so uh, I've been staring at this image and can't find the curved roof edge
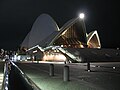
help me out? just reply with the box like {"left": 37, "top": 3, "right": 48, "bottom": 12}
{"left": 87, "top": 30, "right": 101, "bottom": 48}
{"left": 21, "top": 31, "right": 30, "bottom": 48}
{"left": 48, "top": 17, "right": 87, "bottom": 46}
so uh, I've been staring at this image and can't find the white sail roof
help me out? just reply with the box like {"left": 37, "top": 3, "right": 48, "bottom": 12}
{"left": 21, "top": 32, "right": 30, "bottom": 48}
{"left": 21, "top": 14, "right": 59, "bottom": 48}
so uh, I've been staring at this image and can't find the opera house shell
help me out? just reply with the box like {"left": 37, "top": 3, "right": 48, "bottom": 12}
{"left": 20, "top": 14, "right": 101, "bottom": 62}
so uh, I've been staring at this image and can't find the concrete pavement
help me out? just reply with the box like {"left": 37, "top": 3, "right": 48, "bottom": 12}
{"left": 16, "top": 61, "right": 120, "bottom": 90}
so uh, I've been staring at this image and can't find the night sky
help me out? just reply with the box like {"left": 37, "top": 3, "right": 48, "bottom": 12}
{"left": 0, "top": 0, "right": 119, "bottom": 50}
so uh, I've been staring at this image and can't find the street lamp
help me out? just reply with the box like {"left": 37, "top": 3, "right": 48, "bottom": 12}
{"left": 78, "top": 13, "right": 87, "bottom": 44}
{"left": 79, "top": 13, "right": 85, "bottom": 19}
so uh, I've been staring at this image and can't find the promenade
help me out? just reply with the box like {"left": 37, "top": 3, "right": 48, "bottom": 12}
{"left": 16, "top": 61, "right": 120, "bottom": 90}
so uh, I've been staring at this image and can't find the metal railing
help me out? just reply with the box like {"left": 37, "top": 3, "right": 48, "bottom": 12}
{"left": 1, "top": 60, "right": 10, "bottom": 90}
{"left": 2, "top": 60, "right": 41, "bottom": 90}
{"left": 10, "top": 61, "right": 41, "bottom": 90}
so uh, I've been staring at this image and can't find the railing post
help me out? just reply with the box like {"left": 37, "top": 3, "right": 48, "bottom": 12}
{"left": 87, "top": 62, "right": 90, "bottom": 72}
{"left": 63, "top": 65, "right": 69, "bottom": 81}
{"left": 49, "top": 64, "right": 54, "bottom": 76}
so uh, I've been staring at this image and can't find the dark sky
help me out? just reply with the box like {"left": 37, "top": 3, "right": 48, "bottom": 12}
{"left": 0, "top": 0, "right": 120, "bottom": 50}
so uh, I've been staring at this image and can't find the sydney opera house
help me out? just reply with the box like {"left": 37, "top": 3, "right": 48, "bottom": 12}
{"left": 20, "top": 13, "right": 101, "bottom": 62}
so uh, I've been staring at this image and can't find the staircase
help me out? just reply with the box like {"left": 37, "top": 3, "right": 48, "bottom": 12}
{"left": 57, "top": 47, "right": 82, "bottom": 62}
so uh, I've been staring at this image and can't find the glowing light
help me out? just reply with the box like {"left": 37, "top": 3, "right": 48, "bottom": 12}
{"left": 33, "top": 50, "right": 37, "bottom": 53}
{"left": 87, "top": 70, "right": 91, "bottom": 72}
{"left": 43, "top": 53, "right": 66, "bottom": 61}
{"left": 113, "top": 67, "right": 116, "bottom": 69}
{"left": 17, "top": 56, "right": 21, "bottom": 60}
{"left": 5, "top": 86, "right": 8, "bottom": 90}
{"left": 80, "top": 44, "right": 84, "bottom": 48}
{"left": 61, "top": 45, "right": 63, "bottom": 47}
{"left": 79, "top": 13, "right": 85, "bottom": 19}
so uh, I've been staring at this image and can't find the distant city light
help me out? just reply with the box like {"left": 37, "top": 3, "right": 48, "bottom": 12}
{"left": 61, "top": 45, "right": 64, "bottom": 47}
{"left": 113, "top": 67, "right": 116, "bottom": 69}
{"left": 79, "top": 13, "right": 85, "bottom": 19}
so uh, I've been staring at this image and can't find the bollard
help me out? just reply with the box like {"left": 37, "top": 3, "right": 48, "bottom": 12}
{"left": 87, "top": 62, "right": 90, "bottom": 72}
{"left": 63, "top": 65, "right": 69, "bottom": 81}
{"left": 37, "top": 60, "right": 39, "bottom": 63}
{"left": 49, "top": 64, "right": 54, "bottom": 76}
{"left": 32, "top": 56, "right": 34, "bottom": 63}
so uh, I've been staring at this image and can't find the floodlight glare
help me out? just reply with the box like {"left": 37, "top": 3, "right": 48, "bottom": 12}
{"left": 79, "top": 13, "right": 85, "bottom": 19}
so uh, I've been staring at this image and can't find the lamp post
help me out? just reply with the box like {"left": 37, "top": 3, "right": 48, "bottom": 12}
{"left": 79, "top": 13, "right": 87, "bottom": 47}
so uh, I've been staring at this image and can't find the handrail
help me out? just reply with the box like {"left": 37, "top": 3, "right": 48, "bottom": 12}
{"left": 1, "top": 59, "right": 10, "bottom": 90}
{"left": 10, "top": 61, "right": 41, "bottom": 90}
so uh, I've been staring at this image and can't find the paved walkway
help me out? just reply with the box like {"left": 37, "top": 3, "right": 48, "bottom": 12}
{"left": 17, "top": 63, "right": 99, "bottom": 90}
{"left": 17, "top": 61, "right": 120, "bottom": 90}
